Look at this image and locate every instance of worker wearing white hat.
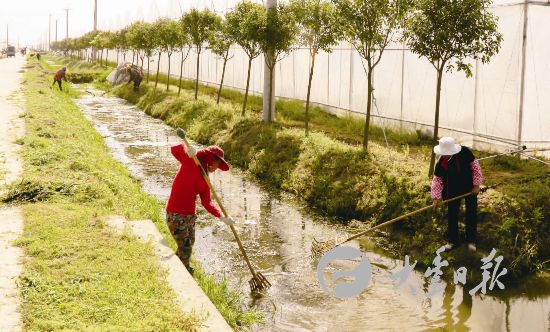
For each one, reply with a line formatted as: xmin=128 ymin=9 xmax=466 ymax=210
xmin=431 ymin=137 xmax=483 ymax=252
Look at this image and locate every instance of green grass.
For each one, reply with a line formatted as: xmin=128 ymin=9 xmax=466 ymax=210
xmin=2 ymin=59 xmax=200 ymax=330
xmin=36 ymin=54 xmax=263 ymax=329
xmin=51 ymin=55 xmax=549 ymax=281
xmin=192 ymin=267 xmax=263 ymax=328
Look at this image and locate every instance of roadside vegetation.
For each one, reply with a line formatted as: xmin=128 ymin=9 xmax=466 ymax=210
xmin=1 ymin=57 xmax=262 ymax=330
xmin=0 ymin=59 xmax=197 ymax=330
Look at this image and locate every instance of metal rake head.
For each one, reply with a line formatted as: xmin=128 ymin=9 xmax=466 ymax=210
xmin=311 ymin=237 xmax=342 ymax=260
xmin=249 ymin=272 xmax=271 ymax=294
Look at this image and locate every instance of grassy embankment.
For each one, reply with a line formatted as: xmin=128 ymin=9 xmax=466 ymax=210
xmin=40 ymin=55 xmax=263 ymax=328
xmin=0 ymin=59 xmax=198 ymax=330
xmin=52 ymin=55 xmax=548 ymax=284
xmin=0 ymin=57 xmax=261 ymax=330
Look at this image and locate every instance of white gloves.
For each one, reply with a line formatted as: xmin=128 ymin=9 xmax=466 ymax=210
xmin=185 ymin=145 xmax=197 ymax=158
xmin=220 ymin=216 xmax=235 ymax=226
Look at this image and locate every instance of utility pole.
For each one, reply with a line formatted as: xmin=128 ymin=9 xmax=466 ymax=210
xmin=48 ymin=14 xmax=51 ymax=51
xmin=94 ymin=0 xmax=98 ymax=30
xmin=517 ymin=1 xmax=528 ymax=149
xmin=65 ymin=8 xmax=70 ymax=40
xmin=6 ymin=24 xmax=8 ymax=48
xmin=92 ymin=0 xmax=98 ymax=61
xmin=55 ymin=19 xmax=58 ymax=42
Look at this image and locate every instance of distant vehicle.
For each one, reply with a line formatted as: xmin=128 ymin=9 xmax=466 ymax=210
xmin=6 ymin=46 xmax=15 ymax=57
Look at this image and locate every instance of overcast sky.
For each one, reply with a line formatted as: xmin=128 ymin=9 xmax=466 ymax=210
xmin=0 ymin=0 xmax=226 ymax=47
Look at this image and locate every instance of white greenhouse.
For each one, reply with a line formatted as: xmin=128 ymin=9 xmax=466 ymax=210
xmin=101 ymin=0 xmax=550 ymax=157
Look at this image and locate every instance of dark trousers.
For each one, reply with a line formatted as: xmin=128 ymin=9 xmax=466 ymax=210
xmin=447 ymin=195 xmax=477 ymax=245
xmin=53 ymin=79 xmax=62 ymax=91
xmin=166 ymin=212 xmax=196 ymax=268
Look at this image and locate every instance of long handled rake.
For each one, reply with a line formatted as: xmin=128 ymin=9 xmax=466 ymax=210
xmin=312 ymin=188 xmax=488 ymax=259
xmin=176 ymin=128 xmax=271 ymax=294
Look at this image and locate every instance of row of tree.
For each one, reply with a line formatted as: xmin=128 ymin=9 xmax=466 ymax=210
xmin=50 ymin=0 xmax=502 ymax=176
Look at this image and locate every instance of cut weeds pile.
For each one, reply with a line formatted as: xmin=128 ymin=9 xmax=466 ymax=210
xmin=0 ymin=57 xmax=261 ymax=330
xmin=52 ymin=56 xmax=548 ymax=284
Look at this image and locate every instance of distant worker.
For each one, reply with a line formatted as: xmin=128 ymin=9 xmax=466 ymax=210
xmin=124 ymin=63 xmax=143 ymax=92
xmin=36 ymin=53 xmax=41 ymax=60
xmin=430 ymin=137 xmax=483 ymax=252
xmin=52 ymin=67 xmax=68 ymax=91
xmin=107 ymin=63 xmax=144 ymax=92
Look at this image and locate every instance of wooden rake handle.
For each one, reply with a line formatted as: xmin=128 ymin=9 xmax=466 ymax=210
xmin=177 ymin=129 xmax=259 ymax=279
xmin=342 ymin=190 xmax=482 ymax=245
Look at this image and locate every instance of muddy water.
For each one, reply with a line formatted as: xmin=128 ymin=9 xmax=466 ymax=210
xmin=75 ymin=90 xmax=549 ymax=332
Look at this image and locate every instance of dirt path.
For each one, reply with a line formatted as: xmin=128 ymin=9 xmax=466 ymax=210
xmin=0 ymin=54 xmax=26 ymax=332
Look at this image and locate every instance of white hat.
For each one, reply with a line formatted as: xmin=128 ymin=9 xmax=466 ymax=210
xmin=434 ymin=137 xmax=461 ymax=155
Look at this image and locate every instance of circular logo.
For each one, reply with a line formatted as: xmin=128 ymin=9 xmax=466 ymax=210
xmin=316 ymin=246 xmax=372 ymax=298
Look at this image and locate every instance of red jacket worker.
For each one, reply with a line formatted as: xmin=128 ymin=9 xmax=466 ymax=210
xmin=166 ymin=143 xmax=234 ymax=274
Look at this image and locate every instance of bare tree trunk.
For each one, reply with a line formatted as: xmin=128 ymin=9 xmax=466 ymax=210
xmin=105 ymin=49 xmax=109 ymax=66
xmin=147 ymin=56 xmax=150 ymax=83
xmin=178 ymin=50 xmax=185 ymax=96
xmin=305 ymin=50 xmax=317 ymax=136
xmin=242 ymin=57 xmax=253 ymax=116
xmin=217 ymin=50 xmax=229 ymax=104
xmin=166 ymin=54 xmax=172 ymax=91
xmin=194 ymin=49 xmax=201 ymax=100
xmin=155 ymin=52 xmax=161 ymax=90
xmin=268 ymin=66 xmax=274 ymax=123
xmin=428 ymin=66 xmax=445 ymax=177
xmin=363 ymin=61 xmax=373 ymax=151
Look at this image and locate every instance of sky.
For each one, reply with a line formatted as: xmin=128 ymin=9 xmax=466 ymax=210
xmin=0 ymin=0 xmax=225 ymax=48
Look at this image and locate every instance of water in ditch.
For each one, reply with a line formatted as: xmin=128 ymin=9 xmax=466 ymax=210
xmin=75 ymin=89 xmax=549 ymax=331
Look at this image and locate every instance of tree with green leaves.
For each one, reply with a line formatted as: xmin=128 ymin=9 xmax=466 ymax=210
xmin=182 ymin=9 xmax=221 ymax=100
xmin=151 ymin=18 xmax=180 ymax=90
xmin=334 ymin=0 xmax=411 ymax=152
xmin=177 ymin=18 xmax=191 ymax=96
xmin=208 ymin=19 xmax=234 ymax=104
xmin=114 ymin=28 xmax=129 ymax=64
xmin=162 ymin=19 xmax=181 ymax=91
xmin=403 ymin=0 xmax=502 ymax=177
xmin=132 ymin=22 xmax=157 ymax=83
xmin=90 ymin=33 xmax=103 ymax=65
xmin=126 ymin=22 xmax=148 ymax=69
xmin=226 ymin=1 xmax=265 ymax=115
xmin=258 ymin=3 xmax=298 ymax=123
xmin=80 ymin=30 xmax=100 ymax=62
xmin=101 ymin=31 xmax=116 ymax=66
xmin=91 ymin=31 xmax=114 ymax=66
xmin=290 ymin=0 xmax=341 ymax=135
